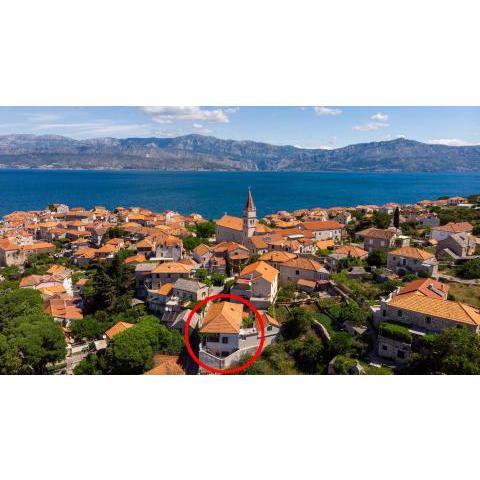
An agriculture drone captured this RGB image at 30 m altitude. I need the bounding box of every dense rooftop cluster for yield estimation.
[0,192,479,374]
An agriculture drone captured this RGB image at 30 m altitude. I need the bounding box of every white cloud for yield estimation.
[140,106,237,124]
[427,138,478,147]
[313,106,342,116]
[191,123,212,135]
[371,112,388,122]
[353,122,390,131]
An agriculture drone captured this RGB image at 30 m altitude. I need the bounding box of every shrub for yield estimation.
[379,322,412,343]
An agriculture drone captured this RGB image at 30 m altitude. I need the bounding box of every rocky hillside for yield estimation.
[0,134,479,172]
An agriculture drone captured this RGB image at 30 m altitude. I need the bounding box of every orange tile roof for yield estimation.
[193,243,211,256]
[316,239,335,250]
[333,245,369,258]
[97,244,116,253]
[302,220,343,231]
[44,300,83,320]
[212,241,248,254]
[157,283,174,296]
[281,257,324,272]
[105,321,134,340]
[389,246,434,261]
[433,222,473,233]
[254,223,273,233]
[357,228,396,240]
[0,239,20,251]
[239,261,279,284]
[153,262,193,274]
[124,254,147,264]
[388,293,480,326]
[144,355,185,375]
[397,278,449,299]
[136,238,154,249]
[200,301,243,334]
[259,251,298,263]
[257,312,280,331]
[47,265,68,275]
[249,236,269,249]
[216,215,243,231]
[21,242,55,251]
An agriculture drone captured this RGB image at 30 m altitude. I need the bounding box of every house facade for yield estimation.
[356,228,397,253]
[387,247,438,277]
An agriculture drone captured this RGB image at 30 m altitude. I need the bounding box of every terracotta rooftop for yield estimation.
[302,220,343,231]
[105,321,134,340]
[433,222,473,233]
[200,301,243,334]
[153,262,193,274]
[357,228,396,240]
[389,246,435,261]
[259,251,297,263]
[144,355,185,375]
[397,278,449,299]
[281,257,326,272]
[216,214,243,232]
[333,245,369,258]
[239,261,279,284]
[388,293,480,326]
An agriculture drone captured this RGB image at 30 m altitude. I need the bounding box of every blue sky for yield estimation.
[0,106,479,148]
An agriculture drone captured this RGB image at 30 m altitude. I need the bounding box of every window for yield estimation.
[425,316,431,324]
[398,310,402,317]
[397,350,405,359]
[382,345,387,351]
[222,337,229,344]
[382,310,386,317]
[295,270,300,275]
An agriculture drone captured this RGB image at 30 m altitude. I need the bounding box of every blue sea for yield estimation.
[0,169,478,219]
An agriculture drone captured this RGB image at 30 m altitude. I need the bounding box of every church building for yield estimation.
[215,189,262,245]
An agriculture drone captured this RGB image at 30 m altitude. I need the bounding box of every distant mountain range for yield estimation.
[0,134,479,172]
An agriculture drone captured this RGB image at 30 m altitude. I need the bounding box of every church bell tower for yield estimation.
[243,188,257,243]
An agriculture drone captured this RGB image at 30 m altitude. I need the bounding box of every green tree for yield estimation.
[83,256,135,313]
[458,259,480,279]
[281,307,312,340]
[0,288,65,373]
[328,300,369,326]
[74,354,105,375]
[367,249,387,267]
[289,335,325,374]
[183,235,202,252]
[69,312,115,340]
[211,273,225,286]
[104,316,184,374]
[103,226,125,242]
[403,328,480,374]
[373,211,392,229]
[196,221,216,239]
[393,207,400,229]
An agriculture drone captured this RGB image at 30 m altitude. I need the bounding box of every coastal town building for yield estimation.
[387,247,439,277]
[327,245,369,271]
[198,301,279,370]
[278,257,330,286]
[436,233,476,260]
[431,222,474,241]
[230,260,279,308]
[375,289,480,334]
[356,228,397,253]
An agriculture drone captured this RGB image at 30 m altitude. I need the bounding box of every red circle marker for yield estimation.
[184,293,265,374]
